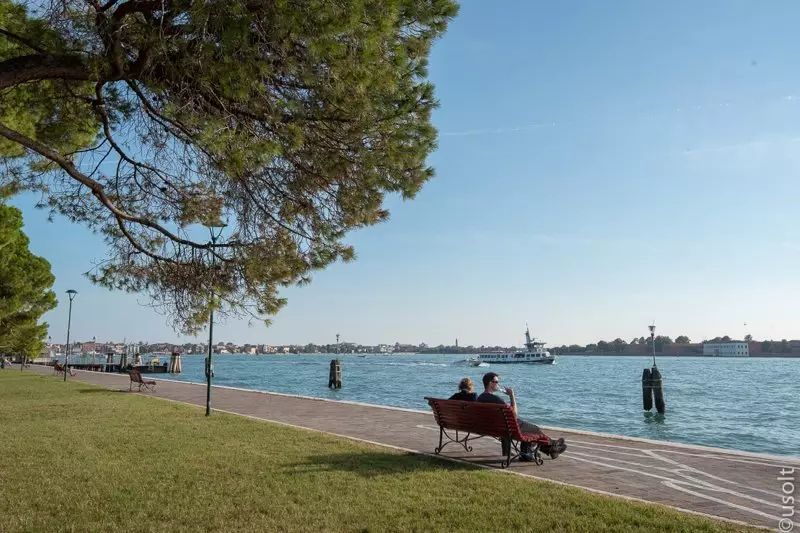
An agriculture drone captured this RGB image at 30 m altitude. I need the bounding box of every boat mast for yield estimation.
[525,323,534,351]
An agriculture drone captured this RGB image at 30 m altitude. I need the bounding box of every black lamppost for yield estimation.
[205,224,226,416]
[64,289,77,382]
[648,323,657,366]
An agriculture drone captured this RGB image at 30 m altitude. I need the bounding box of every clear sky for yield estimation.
[10,0,800,347]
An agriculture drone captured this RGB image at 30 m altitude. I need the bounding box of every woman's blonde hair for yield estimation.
[458,377,474,392]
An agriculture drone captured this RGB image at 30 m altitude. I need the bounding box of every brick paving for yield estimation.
[21,364,800,529]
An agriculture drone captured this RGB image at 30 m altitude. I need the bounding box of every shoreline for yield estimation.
[156,373,800,461]
[29,361,799,460]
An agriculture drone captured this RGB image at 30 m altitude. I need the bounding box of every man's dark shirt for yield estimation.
[448,391,477,401]
[476,391,506,404]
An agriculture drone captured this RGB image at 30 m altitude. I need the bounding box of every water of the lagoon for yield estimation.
[64,353,799,457]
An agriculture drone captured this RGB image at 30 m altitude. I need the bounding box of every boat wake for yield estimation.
[452,359,488,367]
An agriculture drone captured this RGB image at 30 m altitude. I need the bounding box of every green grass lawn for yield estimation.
[0,371,762,533]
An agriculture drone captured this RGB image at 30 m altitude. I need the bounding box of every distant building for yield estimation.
[703,341,749,357]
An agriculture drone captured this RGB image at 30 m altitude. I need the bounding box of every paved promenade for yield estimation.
[22,364,799,529]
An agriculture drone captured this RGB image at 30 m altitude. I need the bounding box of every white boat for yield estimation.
[472,325,556,365]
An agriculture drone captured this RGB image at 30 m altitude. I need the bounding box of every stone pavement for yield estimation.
[21,364,800,529]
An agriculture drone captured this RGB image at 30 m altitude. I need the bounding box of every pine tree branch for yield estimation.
[0,54,91,91]
[0,120,232,252]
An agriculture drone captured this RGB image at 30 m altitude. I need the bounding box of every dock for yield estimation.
[21,364,798,529]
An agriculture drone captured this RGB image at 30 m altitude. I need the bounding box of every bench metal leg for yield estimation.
[501,440,521,468]
[502,442,513,468]
[434,428,474,454]
[501,441,544,468]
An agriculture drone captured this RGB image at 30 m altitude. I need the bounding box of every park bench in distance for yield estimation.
[129,370,156,393]
[424,397,550,467]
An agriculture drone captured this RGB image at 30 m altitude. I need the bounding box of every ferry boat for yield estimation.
[470,325,556,365]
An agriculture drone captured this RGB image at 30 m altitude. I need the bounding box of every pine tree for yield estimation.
[0,0,458,333]
[0,203,57,358]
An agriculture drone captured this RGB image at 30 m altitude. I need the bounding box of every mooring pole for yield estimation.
[642,323,665,414]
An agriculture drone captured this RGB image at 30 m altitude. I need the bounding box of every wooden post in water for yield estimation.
[328,359,342,389]
[650,365,665,414]
[169,351,182,374]
[642,323,666,414]
[642,367,653,411]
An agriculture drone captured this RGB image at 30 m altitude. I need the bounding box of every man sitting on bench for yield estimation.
[477,372,567,462]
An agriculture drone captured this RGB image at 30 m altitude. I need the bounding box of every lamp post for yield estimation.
[336,333,340,355]
[205,224,226,416]
[64,290,77,382]
[648,324,657,366]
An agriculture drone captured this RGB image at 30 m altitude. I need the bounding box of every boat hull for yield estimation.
[475,358,555,365]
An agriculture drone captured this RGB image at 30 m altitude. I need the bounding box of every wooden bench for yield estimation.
[129,370,156,392]
[424,397,550,467]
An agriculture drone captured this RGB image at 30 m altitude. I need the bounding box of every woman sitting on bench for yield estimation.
[449,377,477,401]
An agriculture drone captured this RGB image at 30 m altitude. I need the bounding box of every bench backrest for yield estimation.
[424,397,523,440]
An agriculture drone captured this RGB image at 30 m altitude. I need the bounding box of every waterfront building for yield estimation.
[703,341,749,357]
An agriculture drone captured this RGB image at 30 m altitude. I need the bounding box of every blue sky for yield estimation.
[11,0,800,347]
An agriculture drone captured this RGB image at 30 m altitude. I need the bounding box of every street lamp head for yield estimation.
[648,324,656,336]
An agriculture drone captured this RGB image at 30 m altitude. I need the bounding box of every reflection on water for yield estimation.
[149,354,797,457]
